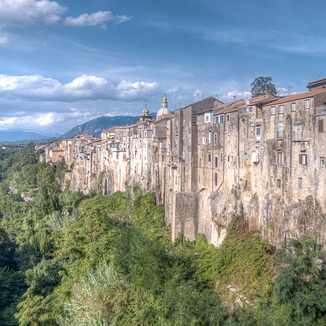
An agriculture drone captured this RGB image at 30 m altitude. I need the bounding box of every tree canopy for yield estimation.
[251,76,277,97]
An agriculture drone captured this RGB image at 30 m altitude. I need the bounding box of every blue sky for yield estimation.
[0,0,325,134]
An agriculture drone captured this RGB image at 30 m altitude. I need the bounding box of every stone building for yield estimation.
[41,82,326,248]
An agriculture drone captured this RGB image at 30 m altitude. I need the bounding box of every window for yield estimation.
[139,129,142,138]
[199,158,201,167]
[215,156,218,168]
[188,139,191,151]
[139,140,142,148]
[189,121,191,133]
[220,115,224,123]
[227,155,230,162]
[215,173,218,186]
[256,125,261,136]
[305,99,310,109]
[318,119,324,133]
[291,103,296,111]
[244,152,248,160]
[295,123,302,141]
[144,131,147,137]
[208,131,212,143]
[183,119,185,127]
[227,114,230,122]
[214,133,217,144]
[276,179,281,189]
[205,115,209,122]
[298,177,302,190]
[321,157,325,167]
[215,117,219,123]
[299,154,307,165]
[227,135,230,143]
[175,136,178,149]
[278,121,283,138]
[276,151,283,165]
[176,120,178,130]
[271,106,275,115]
[202,137,206,144]
[208,154,211,162]
[279,105,284,114]
[221,153,223,162]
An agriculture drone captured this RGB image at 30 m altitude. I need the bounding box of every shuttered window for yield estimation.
[299,154,307,165]
[318,119,324,133]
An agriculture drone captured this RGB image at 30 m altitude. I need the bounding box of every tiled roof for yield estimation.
[306,77,326,88]
[214,100,245,115]
[102,127,118,133]
[263,89,326,106]
[213,94,277,116]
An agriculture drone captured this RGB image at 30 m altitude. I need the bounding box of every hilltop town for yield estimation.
[40,77,326,247]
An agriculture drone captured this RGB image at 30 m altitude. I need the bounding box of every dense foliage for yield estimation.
[250,76,277,97]
[0,145,326,325]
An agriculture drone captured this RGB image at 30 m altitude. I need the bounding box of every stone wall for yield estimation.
[55,90,326,248]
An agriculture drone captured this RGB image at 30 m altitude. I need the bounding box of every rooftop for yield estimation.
[264,88,326,106]
[306,77,326,89]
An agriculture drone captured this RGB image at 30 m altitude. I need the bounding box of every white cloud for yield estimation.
[167,86,179,94]
[192,89,204,100]
[65,11,131,27]
[0,109,97,131]
[0,74,159,102]
[220,90,251,102]
[105,111,137,117]
[276,87,290,97]
[116,80,159,101]
[0,0,66,27]
[35,112,54,125]
[0,32,9,44]
[0,0,130,31]
[0,117,17,126]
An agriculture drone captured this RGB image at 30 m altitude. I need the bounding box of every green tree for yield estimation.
[257,237,326,325]
[250,76,277,97]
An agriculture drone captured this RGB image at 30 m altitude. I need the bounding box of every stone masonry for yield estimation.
[43,78,326,247]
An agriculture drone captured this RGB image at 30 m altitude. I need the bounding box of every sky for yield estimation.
[0,0,325,135]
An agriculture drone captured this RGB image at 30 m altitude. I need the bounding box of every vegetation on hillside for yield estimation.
[0,144,325,325]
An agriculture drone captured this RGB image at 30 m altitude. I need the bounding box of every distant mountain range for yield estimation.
[0,113,156,145]
[0,130,52,142]
[59,115,142,139]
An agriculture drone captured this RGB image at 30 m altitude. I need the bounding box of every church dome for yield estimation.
[156,94,171,119]
[142,104,149,116]
[156,107,172,119]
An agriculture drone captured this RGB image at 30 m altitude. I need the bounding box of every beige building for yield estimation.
[41,83,326,247]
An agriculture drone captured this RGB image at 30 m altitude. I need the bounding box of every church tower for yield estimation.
[139,104,152,121]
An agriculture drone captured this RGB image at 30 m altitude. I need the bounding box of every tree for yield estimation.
[257,237,326,325]
[250,76,277,97]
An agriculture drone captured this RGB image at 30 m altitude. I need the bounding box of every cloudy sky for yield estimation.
[0,0,325,135]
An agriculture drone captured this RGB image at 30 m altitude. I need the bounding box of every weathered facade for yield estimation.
[43,80,326,247]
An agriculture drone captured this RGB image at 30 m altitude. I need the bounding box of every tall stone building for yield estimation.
[42,80,326,247]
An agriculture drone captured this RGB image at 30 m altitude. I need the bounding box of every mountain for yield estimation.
[0,130,50,142]
[60,115,147,139]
